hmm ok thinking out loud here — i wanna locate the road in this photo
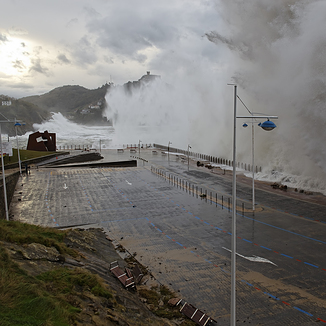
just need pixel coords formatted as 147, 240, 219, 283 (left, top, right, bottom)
10, 148, 326, 325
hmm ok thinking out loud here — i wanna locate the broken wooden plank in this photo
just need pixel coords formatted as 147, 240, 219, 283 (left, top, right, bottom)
180, 302, 215, 326
132, 263, 143, 284
110, 261, 135, 288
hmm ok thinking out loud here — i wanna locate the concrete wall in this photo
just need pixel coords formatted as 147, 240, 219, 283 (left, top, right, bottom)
2, 152, 68, 170
0, 171, 20, 220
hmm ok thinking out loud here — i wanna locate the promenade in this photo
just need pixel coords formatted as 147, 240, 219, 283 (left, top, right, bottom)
10, 148, 326, 325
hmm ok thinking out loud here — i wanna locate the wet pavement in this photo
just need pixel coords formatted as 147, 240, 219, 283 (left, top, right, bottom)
10, 148, 326, 325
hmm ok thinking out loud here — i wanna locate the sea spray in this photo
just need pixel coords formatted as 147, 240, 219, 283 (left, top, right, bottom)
13, 0, 326, 195
209, 0, 326, 192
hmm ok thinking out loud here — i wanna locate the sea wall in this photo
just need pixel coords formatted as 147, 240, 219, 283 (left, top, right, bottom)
0, 171, 20, 220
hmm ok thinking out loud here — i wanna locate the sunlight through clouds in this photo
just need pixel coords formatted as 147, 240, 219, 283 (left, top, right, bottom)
0, 36, 31, 76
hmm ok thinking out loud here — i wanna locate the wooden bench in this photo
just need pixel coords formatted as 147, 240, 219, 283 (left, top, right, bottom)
110, 261, 135, 288
117, 149, 124, 153
180, 302, 215, 326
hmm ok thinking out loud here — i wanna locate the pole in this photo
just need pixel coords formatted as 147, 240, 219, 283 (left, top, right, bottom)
252, 118, 255, 213
168, 141, 171, 164
0, 124, 9, 221
231, 84, 237, 326
15, 121, 22, 176
187, 144, 191, 171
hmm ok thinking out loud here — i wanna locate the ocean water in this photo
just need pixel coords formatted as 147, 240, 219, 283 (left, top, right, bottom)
7, 110, 325, 197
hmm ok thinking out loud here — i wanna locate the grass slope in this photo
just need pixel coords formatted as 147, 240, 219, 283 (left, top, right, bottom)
0, 220, 196, 326
0, 220, 113, 326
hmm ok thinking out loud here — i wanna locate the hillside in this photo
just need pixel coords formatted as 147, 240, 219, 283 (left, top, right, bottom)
0, 96, 51, 136
22, 83, 112, 125
1, 72, 161, 135
0, 220, 194, 326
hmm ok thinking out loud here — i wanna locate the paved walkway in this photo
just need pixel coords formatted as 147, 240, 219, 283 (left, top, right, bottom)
9, 149, 326, 325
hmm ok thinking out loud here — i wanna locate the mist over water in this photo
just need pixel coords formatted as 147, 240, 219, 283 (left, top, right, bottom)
15, 0, 326, 195
103, 0, 326, 195
19, 113, 114, 149
104, 73, 230, 151
213, 0, 326, 193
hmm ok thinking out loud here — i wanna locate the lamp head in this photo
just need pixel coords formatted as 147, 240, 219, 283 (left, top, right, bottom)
260, 119, 277, 131
242, 123, 248, 128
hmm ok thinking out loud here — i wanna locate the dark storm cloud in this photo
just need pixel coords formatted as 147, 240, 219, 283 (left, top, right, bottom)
9, 82, 33, 89
83, 6, 101, 19
1, 0, 220, 96
29, 58, 50, 76
66, 18, 79, 28
72, 35, 98, 65
205, 31, 254, 60
8, 26, 28, 36
12, 60, 26, 71
85, 5, 178, 59
0, 33, 8, 42
57, 53, 71, 64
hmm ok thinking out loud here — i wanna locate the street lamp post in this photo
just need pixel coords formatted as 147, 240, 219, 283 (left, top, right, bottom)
0, 118, 25, 221
237, 95, 278, 215
187, 144, 191, 171
138, 140, 142, 157
239, 115, 277, 214
168, 141, 172, 163
0, 123, 9, 221
230, 84, 237, 326
229, 84, 278, 326
14, 121, 22, 176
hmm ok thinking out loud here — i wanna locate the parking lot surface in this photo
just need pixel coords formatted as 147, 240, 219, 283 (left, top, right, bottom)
10, 149, 326, 325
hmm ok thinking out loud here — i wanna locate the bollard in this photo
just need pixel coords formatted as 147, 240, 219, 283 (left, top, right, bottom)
216, 193, 217, 207
228, 197, 230, 212
222, 196, 224, 209
210, 192, 212, 204
242, 202, 244, 216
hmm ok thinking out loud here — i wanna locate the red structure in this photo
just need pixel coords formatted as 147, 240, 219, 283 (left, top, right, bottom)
27, 131, 56, 152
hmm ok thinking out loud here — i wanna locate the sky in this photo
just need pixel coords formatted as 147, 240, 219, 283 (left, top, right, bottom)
1, 0, 224, 98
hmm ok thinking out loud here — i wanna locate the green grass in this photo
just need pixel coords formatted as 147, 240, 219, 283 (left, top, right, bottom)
37, 267, 113, 299
1, 148, 57, 166
0, 245, 74, 326
138, 285, 186, 320
0, 219, 77, 257
0, 220, 115, 325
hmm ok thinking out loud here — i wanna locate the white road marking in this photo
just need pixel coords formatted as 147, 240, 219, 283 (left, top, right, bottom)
126, 180, 132, 185
222, 247, 277, 266
63, 183, 68, 189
